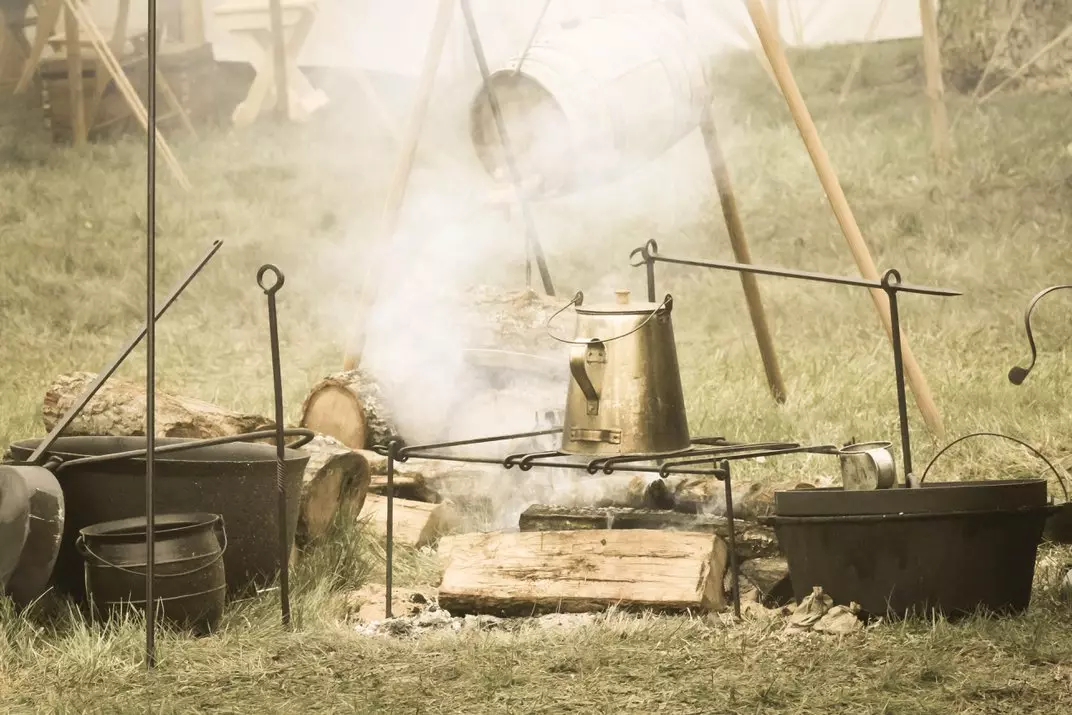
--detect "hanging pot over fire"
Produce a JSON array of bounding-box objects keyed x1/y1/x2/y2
[{"x1": 548, "y1": 289, "x2": 690, "y2": 456}]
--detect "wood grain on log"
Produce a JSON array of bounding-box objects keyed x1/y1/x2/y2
[
  {"x1": 300, "y1": 369, "x2": 400, "y2": 450},
  {"x1": 436, "y1": 529, "x2": 728, "y2": 616},
  {"x1": 357, "y1": 494, "x2": 460, "y2": 549},
  {"x1": 518, "y1": 504, "x2": 780, "y2": 561},
  {"x1": 296, "y1": 434, "x2": 371, "y2": 545},
  {"x1": 42, "y1": 371, "x2": 272, "y2": 438}
]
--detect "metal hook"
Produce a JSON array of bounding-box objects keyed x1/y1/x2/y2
[
  {"x1": 628, "y1": 239, "x2": 660, "y2": 267},
  {"x1": 880, "y1": 268, "x2": 902, "y2": 288},
  {"x1": 257, "y1": 264, "x2": 285, "y2": 295},
  {"x1": 1008, "y1": 284, "x2": 1072, "y2": 385}
]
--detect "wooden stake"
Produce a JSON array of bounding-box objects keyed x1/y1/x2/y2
[
  {"x1": 970, "y1": 0, "x2": 1028, "y2": 99},
  {"x1": 838, "y1": 0, "x2": 891, "y2": 104},
  {"x1": 745, "y1": 0, "x2": 945, "y2": 436},
  {"x1": 342, "y1": 0, "x2": 455, "y2": 371},
  {"x1": 63, "y1": 3, "x2": 86, "y2": 146},
  {"x1": 977, "y1": 23, "x2": 1072, "y2": 105},
  {"x1": 699, "y1": 105, "x2": 787, "y2": 404},
  {"x1": 918, "y1": 0, "x2": 952, "y2": 164}
]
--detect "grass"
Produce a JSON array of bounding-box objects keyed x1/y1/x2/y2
[{"x1": 3, "y1": 38, "x2": 1072, "y2": 712}]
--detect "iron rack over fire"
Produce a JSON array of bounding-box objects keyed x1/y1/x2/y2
[
  {"x1": 371, "y1": 242, "x2": 961, "y2": 622},
  {"x1": 374, "y1": 433, "x2": 842, "y2": 619}
]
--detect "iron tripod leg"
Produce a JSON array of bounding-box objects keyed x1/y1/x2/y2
[
  {"x1": 882, "y1": 270, "x2": 914, "y2": 487},
  {"x1": 385, "y1": 439, "x2": 401, "y2": 619},
  {"x1": 720, "y1": 460, "x2": 741, "y2": 620}
]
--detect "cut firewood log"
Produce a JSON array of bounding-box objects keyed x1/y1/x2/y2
[
  {"x1": 357, "y1": 494, "x2": 460, "y2": 549},
  {"x1": 300, "y1": 369, "x2": 401, "y2": 450},
  {"x1": 436, "y1": 529, "x2": 729, "y2": 616},
  {"x1": 518, "y1": 504, "x2": 780, "y2": 561},
  {"x1": 296, "y1": 434, "x2": 371, "y2": 545},
  {"x1": 42, "y1": 372, "x2": 272, "y2": 438}
]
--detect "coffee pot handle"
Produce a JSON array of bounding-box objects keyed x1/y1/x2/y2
[
  {"x1": 546, "y1": 291, "x2": 674, "y2": 346},
  {"x1": 569, "y1": 341, "x2": 603, "y2": 415}
]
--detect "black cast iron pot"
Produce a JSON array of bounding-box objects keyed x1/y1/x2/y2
[
  {"x1": 767, "y1": 479, "x2": 1054, "y2": 619},
  {"x1": 8, "y1": 434, "x2": 310, "y2": 603}
]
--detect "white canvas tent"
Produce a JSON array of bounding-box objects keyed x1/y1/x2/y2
[{"x1": 72, "y1": 0, "x2": 925, "y2": 80}]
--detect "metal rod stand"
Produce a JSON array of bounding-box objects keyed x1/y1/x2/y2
[
  {"x1": 630, "y1": 240, "x2": 960, "y2": 489},
  {"x1": 882, "y1": 270, "x2": 913, "y2": 486},
  {"x1": 145, "y1": 0, "x2": 158, "y2": 672}
]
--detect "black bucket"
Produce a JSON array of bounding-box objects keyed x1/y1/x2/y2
[
  {"x1": 768, "y1": 479, "x2": 1053, "y2": 619},
  {"x1": 76, "y1": 513, "x2": 226, "y2": 635},
  {"x1": 7, "y1": 436, "x2": 309, "y2": 603}
]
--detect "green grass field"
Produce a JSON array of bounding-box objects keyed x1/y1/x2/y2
[{"x1": 3, "y1": 40, "x2": 1072, "y2": 713}]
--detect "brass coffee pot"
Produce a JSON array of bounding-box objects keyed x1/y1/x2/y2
[{"x1": 549, "y1": 290, "x2": 691, "y2": 456}]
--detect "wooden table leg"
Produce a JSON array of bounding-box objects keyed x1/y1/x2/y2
[
  {"x1": 232, "y1": 11, "x2": 322, "y2": 127},
  {"x1": 64, "y1": 4, "x2": 87, "y2": 146},
  {"x1": 231, "y1": 35, "x2": 276, "y2": 127},
  {"x1": 15, "y1": 0, "x2": 62, "y2": 93}
]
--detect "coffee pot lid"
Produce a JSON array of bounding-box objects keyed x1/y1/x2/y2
[{"x1": 575, "y1": 289, "x2": 667, "y2": 315}]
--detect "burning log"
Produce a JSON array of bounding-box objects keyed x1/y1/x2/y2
[
  {"x1": 42, "y1": 371, "x2": 272, "y2": 438},
  {"x1": 299, "y1": 369, "x2": 401, "y2": 450},
  {"x1": 436, "y1": 529, "x2": 728, "y2": 616},
  {"x1": 518, "y1": 504, "x2": 780, "y2": 561},
  {"x1": 357, "y1": 494, "x2": 461, "y2": 549},
  {"x1": 296, "y1": 435, "x2": 371, "y2": 545}
]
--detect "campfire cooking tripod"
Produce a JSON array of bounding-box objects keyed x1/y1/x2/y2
[{"x1": 372, "y1": 242, "x2": 961, "y2": 621}]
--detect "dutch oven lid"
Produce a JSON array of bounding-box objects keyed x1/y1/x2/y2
[{"x1": 774, "y1": 479, "x2": 1049, "y2": 517}]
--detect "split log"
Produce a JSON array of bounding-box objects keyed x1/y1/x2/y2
[
  {"x1": 42, "y1": 371, "x2": 272, "y2": 438},
  {"x1": 436, "y1": 529, "x2": 728, "y2": 616},
  {"x1": 357, "y1": 494, "x2": 460, "y2": 549},
  {"x1": 300, "y1": 369, "x2": 401, "y2": 450},
  {"x1": 296, "y1": 434, "x2": 371, "y2": 545},
  {"x1": 518, "y1": 504, "x2": 780, "y2": 561}
]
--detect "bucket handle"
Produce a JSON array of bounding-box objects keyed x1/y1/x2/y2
[
  {"x1": 50, "y1": 428, "x2": 315, "y2": 473},
  {"x1": 545, "y1": 291, "x2": 674, "y2": 346},
  {"x1": 919, "y1": 431, "x2": 1070, "y2": 502},
  {"x1": 75, "y1": 514, "x2": 229, "y2": 579}
]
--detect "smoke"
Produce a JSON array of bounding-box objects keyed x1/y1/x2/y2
[{"x1": 301, "y1": 1, "x2": 747, "y2": 529}]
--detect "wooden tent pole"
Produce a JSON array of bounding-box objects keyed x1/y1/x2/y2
[
  {"x1": 699, "y1": 106, "x2": 788, "y2": 404},
  {"x1": 342, "y1": 0, "x2": 456, "y2": 371},
  {"x1": 918, "y1": 0, "x2": 952, "y2": 164},
  {"x1": 669, "y1": 0, "x2": 786, "y2": 403},
  {"x1": 745, "y1": 0, "x2": 945, "y2": 436}
]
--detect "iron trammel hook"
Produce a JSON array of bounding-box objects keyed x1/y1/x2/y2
[
  {"x1": 257, "y1": 264, "x2": 285, "y2": 295},
  {"x1": 880, "y1": 268, "x2": 902, "y2": 289}
]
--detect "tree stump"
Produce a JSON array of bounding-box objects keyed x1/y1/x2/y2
[{"x1": 42, "y1": 372, "x2": 272, "y2": 438}]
